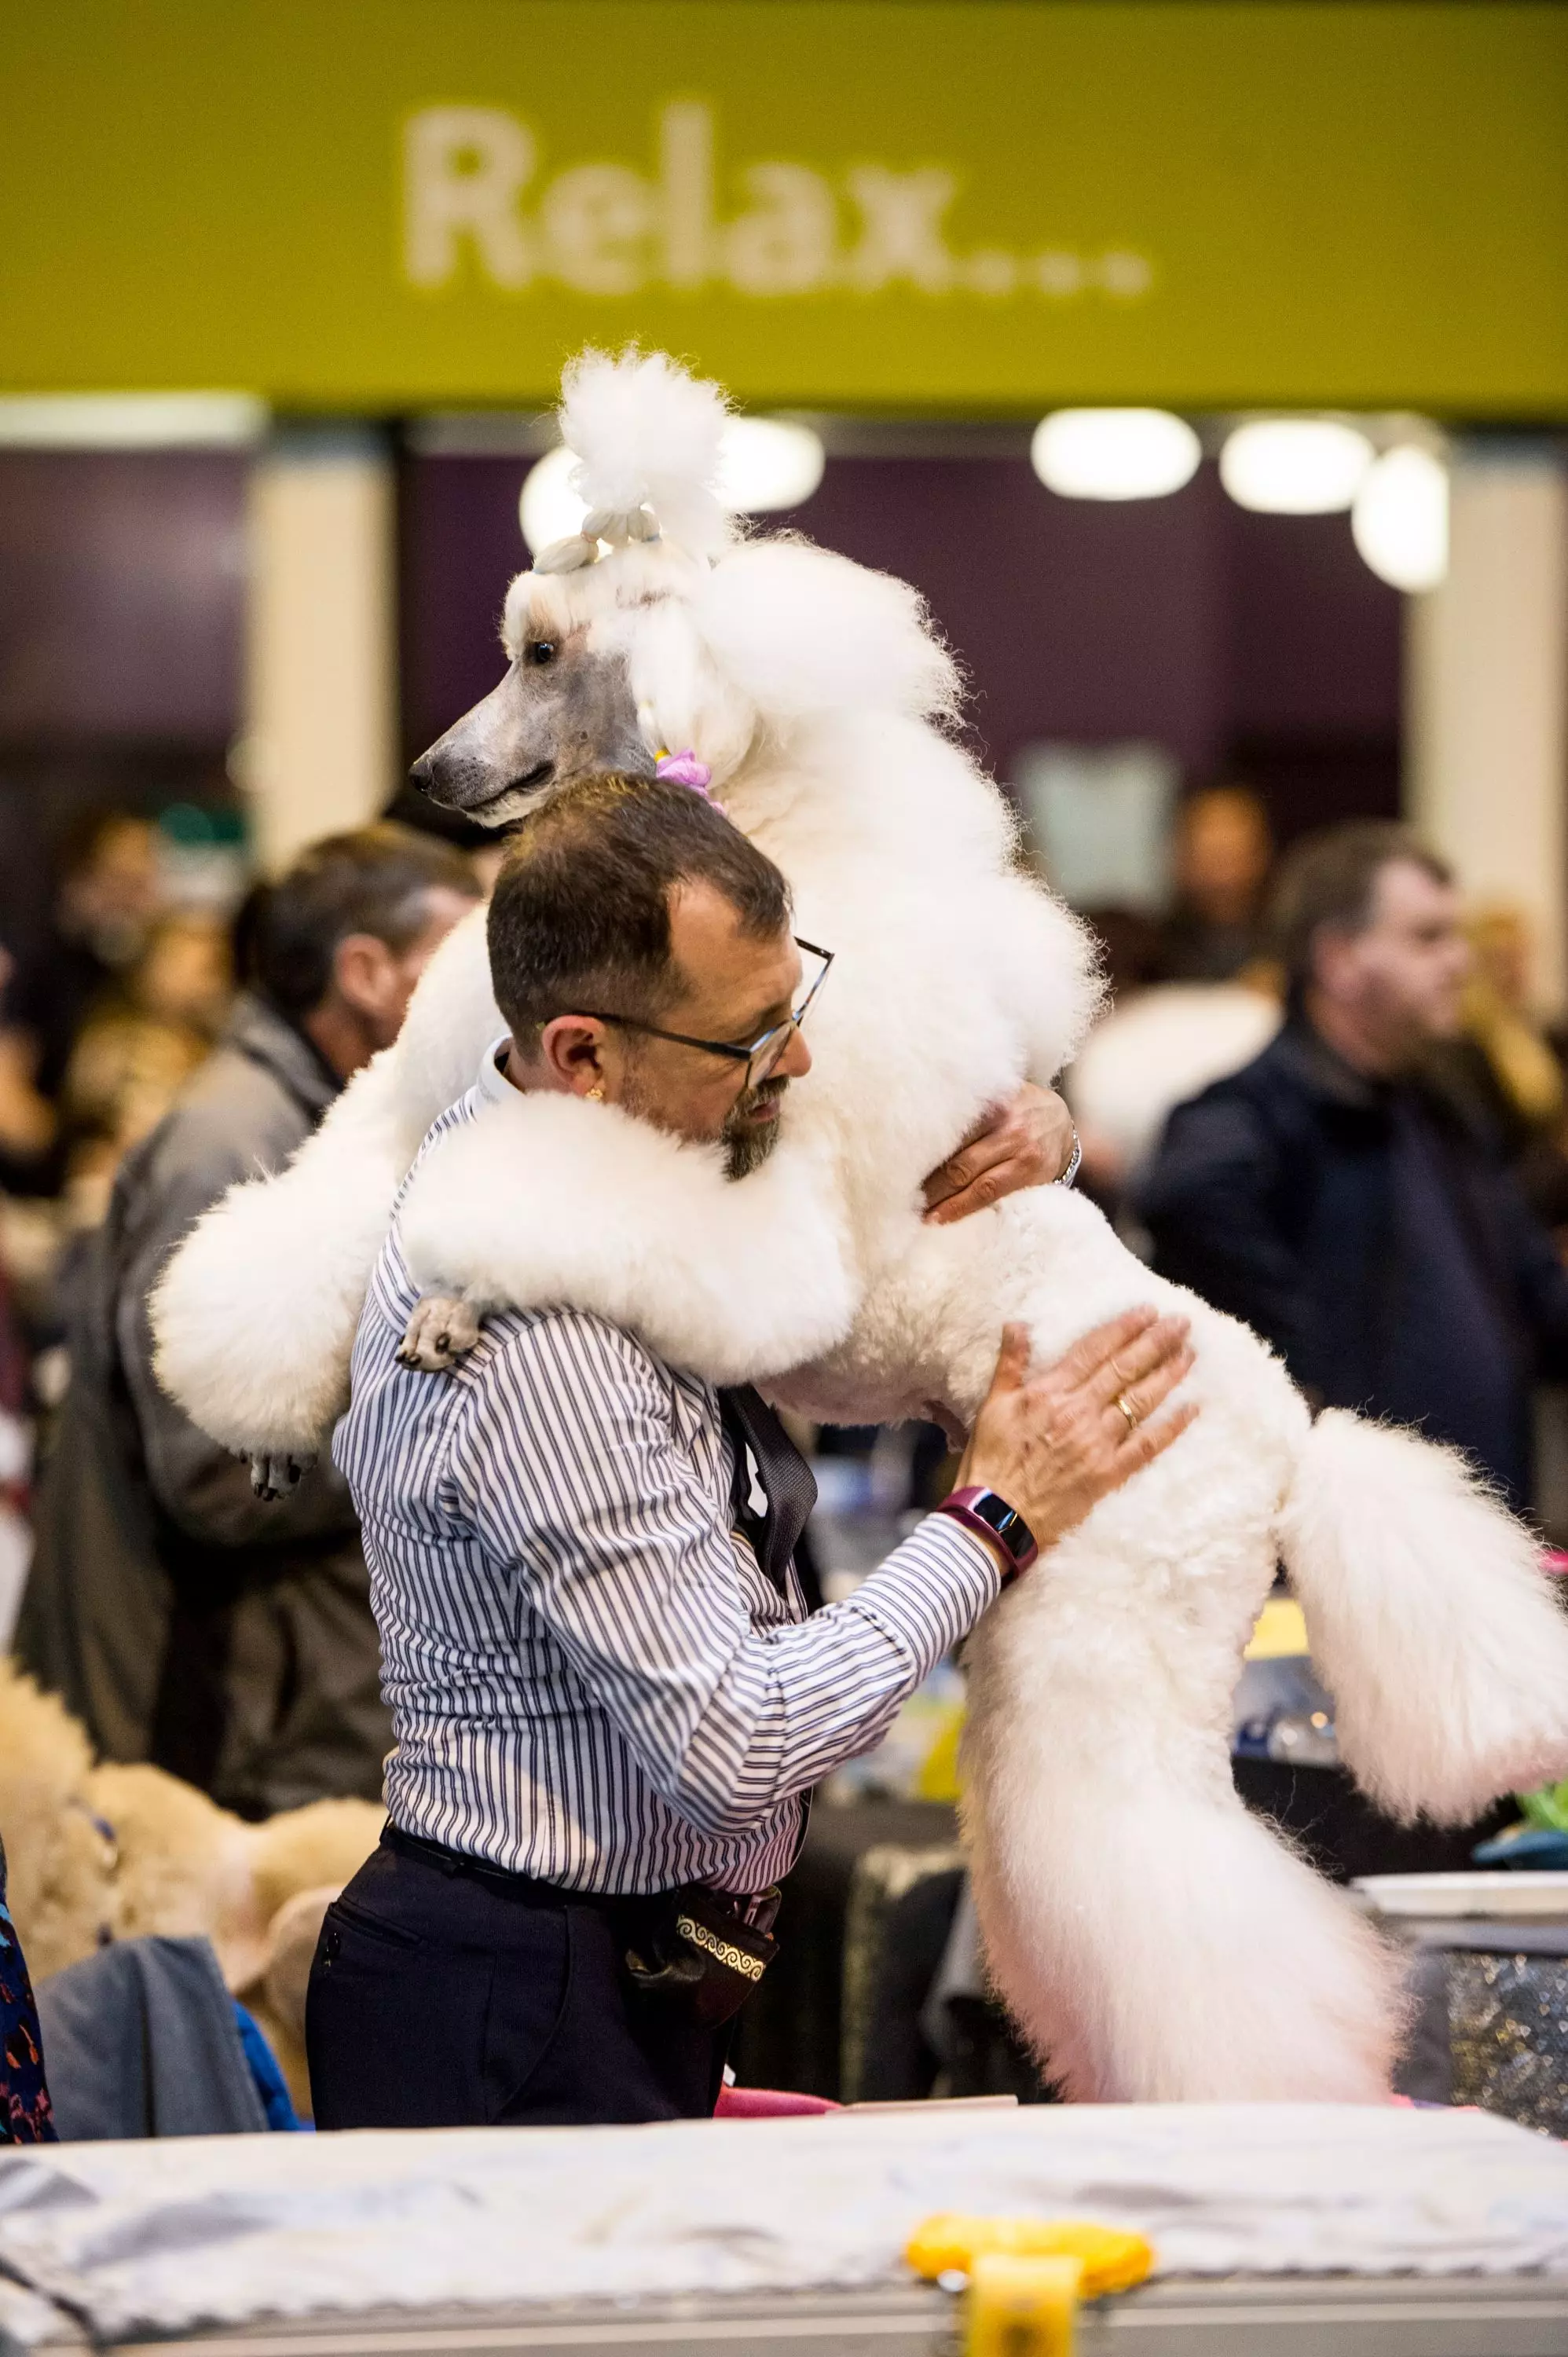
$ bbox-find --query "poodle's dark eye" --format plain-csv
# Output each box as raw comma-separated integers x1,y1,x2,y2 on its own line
526,640,557,667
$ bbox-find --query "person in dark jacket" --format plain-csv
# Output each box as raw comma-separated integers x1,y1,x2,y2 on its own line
16,826,479,1816
1139,821,1568,1513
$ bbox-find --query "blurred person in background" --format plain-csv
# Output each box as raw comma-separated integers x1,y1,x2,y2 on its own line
16,825,480,1817
1154,783,1275,985
57,909,236,1230
1139,822,1568,1512
0,812,163,1194
1431,905,1568,1236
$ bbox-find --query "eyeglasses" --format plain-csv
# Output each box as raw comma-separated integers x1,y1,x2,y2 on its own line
577,938,833,1091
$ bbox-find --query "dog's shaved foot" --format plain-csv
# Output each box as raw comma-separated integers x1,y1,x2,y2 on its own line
397,1292,482,1372
250,1450,313,1500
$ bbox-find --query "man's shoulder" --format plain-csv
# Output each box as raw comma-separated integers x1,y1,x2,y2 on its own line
458,1300,681,1403
113,1043,308,1237
1164,1024,1328,1133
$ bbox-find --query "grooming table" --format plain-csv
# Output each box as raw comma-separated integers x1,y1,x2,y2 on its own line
2,2106,1566,2357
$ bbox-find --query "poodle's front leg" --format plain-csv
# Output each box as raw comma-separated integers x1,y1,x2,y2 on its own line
397,1292,489,1373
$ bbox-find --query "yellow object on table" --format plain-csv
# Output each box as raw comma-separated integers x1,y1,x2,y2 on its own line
1244,1595,1310,1660
965,2253,1083,2356
906,2214,1154,2298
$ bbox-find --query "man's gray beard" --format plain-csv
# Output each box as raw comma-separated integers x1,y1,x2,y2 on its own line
722,1081,786,1179
617,1065,786,1180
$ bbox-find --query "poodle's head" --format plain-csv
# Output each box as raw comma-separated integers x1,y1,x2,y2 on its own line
410,348,958,829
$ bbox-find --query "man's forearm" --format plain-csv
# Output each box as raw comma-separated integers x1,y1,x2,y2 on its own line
665,1516,1000,1836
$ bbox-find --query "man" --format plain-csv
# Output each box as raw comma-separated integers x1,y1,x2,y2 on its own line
1155,783,1274,984
1140,820,1568,1509
18,824,480,1816
309,774,1193,2129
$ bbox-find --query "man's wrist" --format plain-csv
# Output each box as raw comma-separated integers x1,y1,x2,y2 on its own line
935,1485,1039,1582
1057,1124,1083,1187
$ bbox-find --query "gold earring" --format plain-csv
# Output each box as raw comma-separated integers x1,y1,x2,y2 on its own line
587,1081,606,1102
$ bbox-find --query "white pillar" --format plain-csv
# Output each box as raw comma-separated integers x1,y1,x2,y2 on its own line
242,427,397,874
1405,446,1568,1016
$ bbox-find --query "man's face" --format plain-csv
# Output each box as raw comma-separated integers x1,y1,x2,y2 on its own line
335,885,479,1063
1317,859,1471,1061
614,882,811,1178
381,888,481,1043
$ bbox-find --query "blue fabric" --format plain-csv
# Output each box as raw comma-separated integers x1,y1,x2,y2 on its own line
37,1935,266,2139
0,1890,54,2145
232,2001,302,2131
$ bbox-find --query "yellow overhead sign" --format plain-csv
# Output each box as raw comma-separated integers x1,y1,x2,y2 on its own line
4,2,1566,412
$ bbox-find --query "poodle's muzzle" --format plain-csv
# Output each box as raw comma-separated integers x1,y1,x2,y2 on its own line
410,646,653,830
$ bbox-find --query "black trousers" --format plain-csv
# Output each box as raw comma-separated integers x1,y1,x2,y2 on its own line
306,1831,731,2130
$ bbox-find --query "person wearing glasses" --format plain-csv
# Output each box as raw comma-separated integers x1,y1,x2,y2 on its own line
307,773,1192,2131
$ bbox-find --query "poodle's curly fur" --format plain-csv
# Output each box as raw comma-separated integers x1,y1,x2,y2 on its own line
152,351,1568,2104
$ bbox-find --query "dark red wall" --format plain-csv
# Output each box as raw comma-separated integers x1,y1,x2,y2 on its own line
397,449,1403,845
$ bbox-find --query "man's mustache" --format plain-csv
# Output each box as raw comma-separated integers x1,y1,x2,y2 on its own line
729,1075,789,1124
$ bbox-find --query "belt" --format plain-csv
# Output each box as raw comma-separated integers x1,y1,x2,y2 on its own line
382,1823,776,1930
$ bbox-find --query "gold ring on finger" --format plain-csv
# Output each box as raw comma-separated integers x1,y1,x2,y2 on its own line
1115,1390,1140,1432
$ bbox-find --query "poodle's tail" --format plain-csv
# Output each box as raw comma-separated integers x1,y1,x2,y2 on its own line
1278,1409,1568,1823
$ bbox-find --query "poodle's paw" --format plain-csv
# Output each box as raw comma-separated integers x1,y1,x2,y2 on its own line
249,1451,314,1500
397,1292,482,1373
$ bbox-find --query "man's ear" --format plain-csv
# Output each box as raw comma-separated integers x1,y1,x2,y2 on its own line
331,931,399,1022
537,1014,610,1097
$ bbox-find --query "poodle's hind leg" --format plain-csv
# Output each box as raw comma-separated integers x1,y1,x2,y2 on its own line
962,1637,1406,2102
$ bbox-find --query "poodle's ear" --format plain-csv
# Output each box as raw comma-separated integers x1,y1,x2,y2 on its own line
696,540,961,724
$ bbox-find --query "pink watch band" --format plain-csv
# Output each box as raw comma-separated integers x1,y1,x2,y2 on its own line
936,1485,1039,1581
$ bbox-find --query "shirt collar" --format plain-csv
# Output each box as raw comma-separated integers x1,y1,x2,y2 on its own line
225,992,341,1120
477,1036,515,1107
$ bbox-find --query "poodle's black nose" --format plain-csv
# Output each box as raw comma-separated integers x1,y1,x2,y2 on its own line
408,750,437,798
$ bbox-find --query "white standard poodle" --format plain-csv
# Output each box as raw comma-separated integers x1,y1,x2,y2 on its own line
154,350,1568,2104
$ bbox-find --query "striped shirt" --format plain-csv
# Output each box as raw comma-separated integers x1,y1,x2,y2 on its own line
335,1047,1001,1896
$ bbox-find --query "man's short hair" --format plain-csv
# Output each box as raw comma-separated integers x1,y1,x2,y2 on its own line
1269,821,1453,1006
488,774,792,1050
247,823,479,1022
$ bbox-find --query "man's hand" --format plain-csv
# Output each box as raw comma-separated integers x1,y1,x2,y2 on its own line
956,1308,1197,1558
921,1085,1075,1226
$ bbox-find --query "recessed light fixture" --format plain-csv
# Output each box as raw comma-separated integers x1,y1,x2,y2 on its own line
0,394,267,449
1352,445,1449,592
1030,409,1201,502
1218,419,1373,515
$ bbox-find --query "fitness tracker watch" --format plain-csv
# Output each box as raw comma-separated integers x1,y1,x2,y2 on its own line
936,1485,1039,1582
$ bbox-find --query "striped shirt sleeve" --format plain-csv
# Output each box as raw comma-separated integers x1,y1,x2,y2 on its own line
448,1314,1001,1840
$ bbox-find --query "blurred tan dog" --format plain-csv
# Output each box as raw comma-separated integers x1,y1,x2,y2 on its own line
0,1659,381,2113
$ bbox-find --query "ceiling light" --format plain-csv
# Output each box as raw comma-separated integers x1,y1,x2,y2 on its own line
716,417,824,512
1219,419,1373,515
1352,445,1449,592
519,417,826,555
0,394,267,449
518,445,584,555
1030,410,1201,502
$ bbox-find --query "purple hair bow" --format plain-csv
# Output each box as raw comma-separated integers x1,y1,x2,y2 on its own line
655,750,715,797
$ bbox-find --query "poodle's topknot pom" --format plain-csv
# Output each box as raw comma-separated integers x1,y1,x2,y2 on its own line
560,347,732,559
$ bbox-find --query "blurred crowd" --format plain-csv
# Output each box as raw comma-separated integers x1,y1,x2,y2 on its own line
0,808,484,1809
